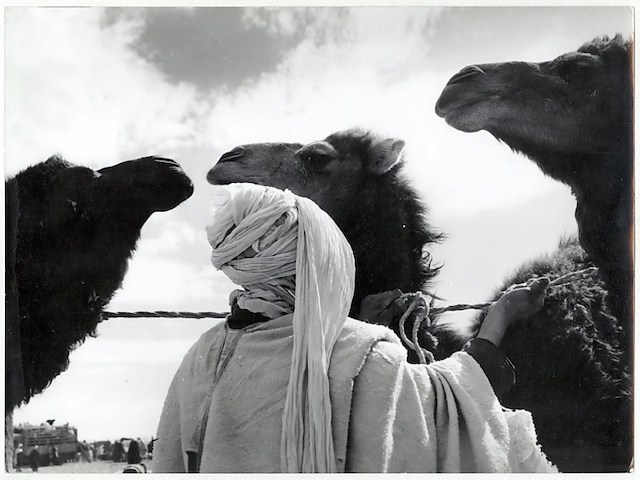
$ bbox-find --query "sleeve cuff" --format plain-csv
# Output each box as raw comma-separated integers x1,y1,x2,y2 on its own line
463,337,516,402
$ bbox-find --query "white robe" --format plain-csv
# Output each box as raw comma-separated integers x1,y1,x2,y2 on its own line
153,315,556,473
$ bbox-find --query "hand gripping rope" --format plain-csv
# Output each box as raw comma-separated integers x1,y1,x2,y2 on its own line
395,267,599,364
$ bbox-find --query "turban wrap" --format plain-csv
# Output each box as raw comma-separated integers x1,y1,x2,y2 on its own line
206,183,355,473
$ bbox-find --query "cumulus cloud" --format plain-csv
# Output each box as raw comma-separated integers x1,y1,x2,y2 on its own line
4,8,207,177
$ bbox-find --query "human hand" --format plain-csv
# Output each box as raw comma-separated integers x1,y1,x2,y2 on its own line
478,277,549,347
358,289,404,326
496,276,549,322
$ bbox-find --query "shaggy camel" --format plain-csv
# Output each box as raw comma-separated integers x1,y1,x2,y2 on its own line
5,155,193,469
435,35,632,471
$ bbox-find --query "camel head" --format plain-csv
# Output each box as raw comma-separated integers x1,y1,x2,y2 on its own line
435,35,631,182
207,129,405,223
47,156,194,229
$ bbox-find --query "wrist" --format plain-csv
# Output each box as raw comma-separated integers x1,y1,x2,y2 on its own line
478,301,509,346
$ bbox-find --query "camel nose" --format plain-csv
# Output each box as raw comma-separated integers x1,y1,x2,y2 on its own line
446,65,485,85
219,147,245,163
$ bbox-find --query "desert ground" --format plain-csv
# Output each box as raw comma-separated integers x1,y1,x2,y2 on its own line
13,460,151,474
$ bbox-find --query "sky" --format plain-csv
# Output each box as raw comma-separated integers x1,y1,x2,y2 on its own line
5,6,634,443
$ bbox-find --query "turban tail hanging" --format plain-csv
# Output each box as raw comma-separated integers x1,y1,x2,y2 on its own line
206,183,356,473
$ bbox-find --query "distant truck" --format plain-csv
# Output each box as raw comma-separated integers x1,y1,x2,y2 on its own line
13,423,78,466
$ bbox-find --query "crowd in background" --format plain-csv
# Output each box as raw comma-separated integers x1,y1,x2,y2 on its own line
13,436,155,472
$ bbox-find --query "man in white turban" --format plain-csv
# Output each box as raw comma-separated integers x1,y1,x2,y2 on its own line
153,183,556,473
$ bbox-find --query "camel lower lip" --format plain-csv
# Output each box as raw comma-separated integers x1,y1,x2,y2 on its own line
437,99,481,119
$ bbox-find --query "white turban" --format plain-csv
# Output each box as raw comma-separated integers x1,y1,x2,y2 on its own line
206,183,356,473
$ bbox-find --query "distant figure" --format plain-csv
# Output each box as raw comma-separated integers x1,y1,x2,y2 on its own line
14,443,23,472
137,437,147,459
90,444,97,462
112,441,125,462
127,438,141,464
78,440,91,462
49,445,60,466
147,438,157,459
28,446,40,472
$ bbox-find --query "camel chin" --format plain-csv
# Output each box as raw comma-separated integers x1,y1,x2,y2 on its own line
436,99,491,134
443,112,486,133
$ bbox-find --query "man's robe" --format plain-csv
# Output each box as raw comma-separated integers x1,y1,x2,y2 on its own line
153,315,556,473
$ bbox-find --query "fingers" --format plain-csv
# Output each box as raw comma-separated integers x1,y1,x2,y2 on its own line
361,289,403,311
376,289,404,308
383,291,428,326
506,281,528,293
359,289,404,325
506,276,549,294
528,277,549,297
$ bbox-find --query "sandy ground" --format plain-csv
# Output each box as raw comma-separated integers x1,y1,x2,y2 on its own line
12,460,151,474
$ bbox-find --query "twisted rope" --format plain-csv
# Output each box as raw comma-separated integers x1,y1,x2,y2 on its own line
103,267,599,365
397,293,434,365
394,267,599,364
102,311,228,319
429,266,599,315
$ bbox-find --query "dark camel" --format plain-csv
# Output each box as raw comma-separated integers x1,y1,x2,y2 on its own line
436,35,632,472
5,155,193,469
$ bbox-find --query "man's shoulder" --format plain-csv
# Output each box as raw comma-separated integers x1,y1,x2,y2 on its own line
340,317,402,346
179,320,227,364
329,318,403,379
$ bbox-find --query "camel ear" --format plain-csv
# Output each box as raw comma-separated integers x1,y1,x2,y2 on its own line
368,138,405,175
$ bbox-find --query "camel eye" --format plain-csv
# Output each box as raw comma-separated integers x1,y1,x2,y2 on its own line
297,142,338,171
303,152,333,170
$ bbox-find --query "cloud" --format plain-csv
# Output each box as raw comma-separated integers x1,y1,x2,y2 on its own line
4,8,207,177
203,7,567,217
108,235,233,312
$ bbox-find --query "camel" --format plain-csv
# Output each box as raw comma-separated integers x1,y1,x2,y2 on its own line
207,126,630,471
5,155,193,469
207,129,446,361
435,34,633,472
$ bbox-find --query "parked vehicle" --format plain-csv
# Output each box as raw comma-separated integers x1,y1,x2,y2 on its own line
13,423,78,465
